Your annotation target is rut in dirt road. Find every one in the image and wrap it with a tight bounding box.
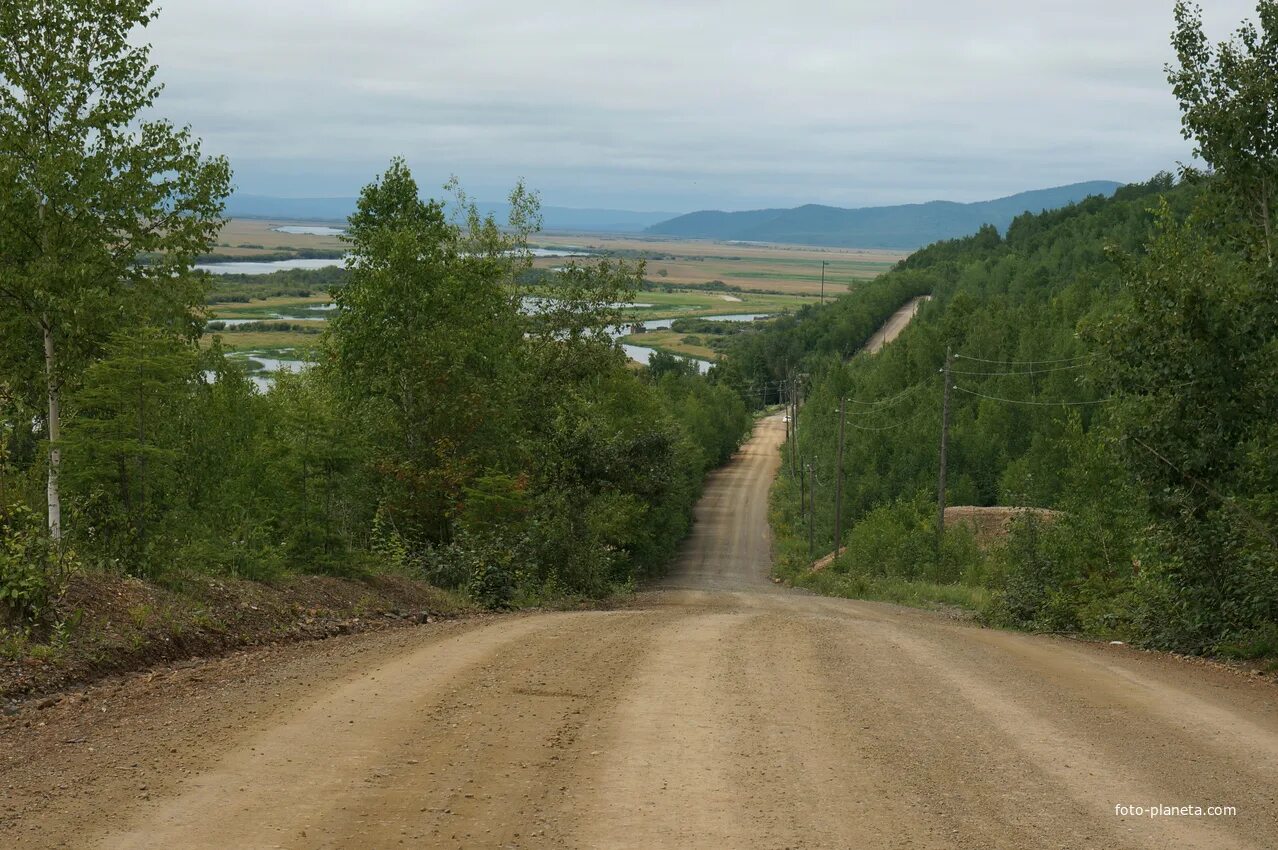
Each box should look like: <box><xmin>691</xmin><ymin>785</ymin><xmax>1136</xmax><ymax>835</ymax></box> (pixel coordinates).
<box><xmin>3</xmin><ymin>416</ymin><xmax>1277</xmax><ymax>850</ymax></box>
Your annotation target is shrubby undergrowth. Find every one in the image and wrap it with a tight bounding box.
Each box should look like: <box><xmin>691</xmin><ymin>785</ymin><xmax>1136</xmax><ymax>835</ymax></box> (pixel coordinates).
<box><xmin>0</xmin><ymin>160</ymin><xmax>752</xmax><ymax>626</ymax></box>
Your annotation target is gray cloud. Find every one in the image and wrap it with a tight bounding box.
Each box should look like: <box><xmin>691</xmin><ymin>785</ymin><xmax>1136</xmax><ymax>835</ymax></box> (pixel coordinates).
<box><xmin>144</xmin><ymin>0</ymin><xmax>1259</xmax><ymax>211</ymax></box>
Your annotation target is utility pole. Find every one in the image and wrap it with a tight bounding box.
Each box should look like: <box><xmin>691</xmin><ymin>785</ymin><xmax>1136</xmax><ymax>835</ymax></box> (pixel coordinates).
<box><xmin>820</xmin><ymin>260</ymin><xmax>828</xmax><ymax>305</ymax></box>
<box><xmin>784</xmin><ymin>379</ymin><xmax>790</xmax><ymax>441</ymax></box>
<box><xmin>799</xmin><ymin>453</ymin><xmax>806</xmax><ymax>534</ymax></box>
<box><xmin>806</xmin><ymin>463</ymin><xmax>815</xmax><ymax>559</ymax></box>
<box><xmin>789</xmin><ymin>375</ymin><xmax>799</xmax><ymax>478</ymax></box>
<box><xmin>936</xmin><ymin>346</ymin><xmax>954</xmax><ymax>550</ymax></box>
<box><xmin>833</xmin><ymin>395</ymin><xmax>846</xmax><ymax>560</ymax></box>
<box><xmin>784</xmin><ymin>378</ymin><xmax>795</xmax><ymax>479</ymax></box>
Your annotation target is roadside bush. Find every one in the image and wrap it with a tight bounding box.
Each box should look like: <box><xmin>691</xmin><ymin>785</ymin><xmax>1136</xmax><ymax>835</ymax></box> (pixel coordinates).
<box><xmin>0</xmin><ymin>504</ymin><xmax>75</xmax><ymax>624</ymax></box>
<box><xmin>988</xmin><ymin>513</ymin><xmax>1082</xmax><ymax>631</ymax></box>
<box><xmin>414</xmin><ymin>529</ymin><xmax>522</xmax><ymax>608</ymax></box>
<box><xmin>988</xmin><ymin>508</ymin><xmax>1141</xmax><ymax>638</ymax></box>
<box><xmin>834</xmin><ymin>495</ymin><xmax>933</xmax><ymax>580</ymax></box>
<box><xmin>833</xmin><ymin>495</ymin><xmax>988</xmax><ymax>585</ymax></box>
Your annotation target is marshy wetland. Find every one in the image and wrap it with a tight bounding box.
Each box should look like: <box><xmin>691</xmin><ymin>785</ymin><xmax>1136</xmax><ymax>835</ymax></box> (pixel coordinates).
<box><xmin>201</xmin><ymin>218</ymin><xmax>904</xmax><ymax>382</ymax></box>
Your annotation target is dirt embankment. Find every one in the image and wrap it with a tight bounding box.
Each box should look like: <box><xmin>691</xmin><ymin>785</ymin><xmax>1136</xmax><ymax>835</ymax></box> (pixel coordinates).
<box><xmin>1</xmin><ymin>571</ymin><xmax>466</xmax><ymax>703</ymax></box>
<box><xmin>944</xmin><ymin>505</ymin><xmax>1061</xmax><ymax>547</ymax></box>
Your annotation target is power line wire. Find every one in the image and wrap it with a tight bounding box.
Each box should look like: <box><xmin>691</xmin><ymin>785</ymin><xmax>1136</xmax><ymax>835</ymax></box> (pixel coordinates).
<box><xmin>955</xmin><ymin>353</ymin><xmax>1094</xmax><ymax>366</ymax></box>
<box><xmin>846</xmin><ymin>384</ymin><xmax>923</xmax><ymax>410</ymax></box>
<box><xmin>953</xmin><ymin>386</ymin><xmax>1113</xmax><ymax>406</ymax></box>
<box><xmin>949</xmin><ymin>363</ymin><xmax>1090</xmax><ymax>376</ymax></box>
<box><xmin>845</xmin><ymin>407</ymin><xmax>933</xmax><ymax>431</ymax></box>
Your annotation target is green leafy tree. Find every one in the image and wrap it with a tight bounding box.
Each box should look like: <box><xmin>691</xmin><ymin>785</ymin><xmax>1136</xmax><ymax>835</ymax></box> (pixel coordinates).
<box><xmin>0</xmin><ymin>0</ymin><xmax>230</xmax><ymax>542</ymax></box>
<box><xmin>1091</xmin><ymin>205</ymin><xmax>1278</xmax><ymax>649</ymax></box>
<box><xmin>264</xmin><ymin>371</ymin><xmax>367</xmax><ymax>565</ymax></box>
<box><xmin>325</xmin><ymin>159</ymin><xmax>531</xmax><ymax>542</ymax></box>
<box><xmin>59</xmin><ymin>328</ymin><xmax>198</xmax><ymax>568</ymax></box>
<box><xmin>1169</xmin><ymin>1</ymin><xmax>1278</xmax><ymax>266</ymax></box>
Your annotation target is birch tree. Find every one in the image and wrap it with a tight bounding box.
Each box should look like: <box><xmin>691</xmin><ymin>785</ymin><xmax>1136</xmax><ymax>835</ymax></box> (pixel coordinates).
<box><xmin>0</xmin><ymin>0</ymin><xmax>229</xmax><ymax>541</ymax></box>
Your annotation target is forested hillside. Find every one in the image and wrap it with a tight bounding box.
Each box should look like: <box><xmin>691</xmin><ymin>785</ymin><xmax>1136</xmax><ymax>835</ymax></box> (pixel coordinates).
<box><xmin>709</xmin><ymin>2</ymin><xmax>1278</xmax><ymax>660</ymax></box>
<box><xmin>719</xmin><ymin>158</ymin><xmax>1277</xmax><ymax>656</ymax></box>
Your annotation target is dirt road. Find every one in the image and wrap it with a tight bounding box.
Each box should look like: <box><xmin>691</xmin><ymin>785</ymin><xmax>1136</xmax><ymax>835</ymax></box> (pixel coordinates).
<box><xmin>861</xmin><ymin>295</ymin><xmax>930</xmax><ymax>354</ymax></box>
<box><xmin>3</xmin><ymin>417</ymin><xmax>1277</xmax><ymax>849</ymax></box>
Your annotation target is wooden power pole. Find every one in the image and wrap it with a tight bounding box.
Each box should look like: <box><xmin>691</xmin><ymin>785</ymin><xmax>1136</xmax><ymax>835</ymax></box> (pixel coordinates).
<box><xmin>784</xmin><ymin>380</ymin><xmax>791</xmax><ymax>442</ymax></box>
<box><xmin>833</xmin><ymin>395</ymin><xmax>847</xmax><ymax>560</ymax></box>
<box><xmin>806</xmin><ymin>462</ymin><xmax>815</xmax><ymax>559</ymax></box>
<box><xmin>936</xmin><ymin>346</ymin><xmax>954</xmax><ymax>550</ymax></box>
<box><xmin>789</xmin><ymin>376</ymin><xmax>799</xmax><ymax>478</ymax></box>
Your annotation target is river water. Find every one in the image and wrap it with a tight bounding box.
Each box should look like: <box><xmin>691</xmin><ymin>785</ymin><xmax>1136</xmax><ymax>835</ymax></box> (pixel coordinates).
<box><xmin>197</xmin><ymin>258</ymin><xmax>344</xmax><ymax>275</ymax></box>
<box><xmin>198</xmin><ymin>247</ymin><xmax>595</xmax><ymax>277</ymax></box>
<box><xmin>273</xmin><ymin>225</ymin><xmax>345</xmax><ymax>236</ymax></box>
<box><xmin>202</xmin><ymin>246</ymin><xmax>772</xmax><ymax>386</ymax></box>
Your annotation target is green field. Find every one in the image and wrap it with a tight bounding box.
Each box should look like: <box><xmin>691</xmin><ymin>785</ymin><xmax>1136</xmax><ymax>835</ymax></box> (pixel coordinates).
<box><xmin>620</xmin><ymin>330</ymin><xmax>721</xmax><ymax>360</ymax></box>
<box><xmin>202</xmin><ymin>288</ymin><xmax>811</xmax><ymax>358</ymax></box>
<box><xmin>622</xmin><ymin>289</ymin><xmax>810</xmax><ymax>320</ymax></box>
<box><xmin>208</xmin><ymin>294</ymin><xmax>331</xmax><ymax>317</ymax></box>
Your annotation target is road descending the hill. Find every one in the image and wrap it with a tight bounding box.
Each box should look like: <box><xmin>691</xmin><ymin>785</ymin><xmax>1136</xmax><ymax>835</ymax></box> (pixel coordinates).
<box><xmin>3</xmin><ymin>416</ymin><xmax>1277</xmax><ymax>849</ymax></box>
<box><xmin>861</xmin><ymin>295</ymin><xmax>930</xmax><ymax>354</ymax></box>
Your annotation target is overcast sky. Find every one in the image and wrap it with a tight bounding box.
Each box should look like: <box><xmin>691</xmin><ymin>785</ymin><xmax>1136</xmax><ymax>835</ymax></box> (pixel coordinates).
<box><xmin>145</xmin><ymin>0</ymin><xmax>1259</xmax><ymax>212</ymax></box>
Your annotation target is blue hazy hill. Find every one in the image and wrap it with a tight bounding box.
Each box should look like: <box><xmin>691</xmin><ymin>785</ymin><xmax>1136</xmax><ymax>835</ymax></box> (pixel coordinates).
<box><xmin>644</xmin><ymin>181</ymin><xmax>1124</xmax><ymax>249</ymax></box>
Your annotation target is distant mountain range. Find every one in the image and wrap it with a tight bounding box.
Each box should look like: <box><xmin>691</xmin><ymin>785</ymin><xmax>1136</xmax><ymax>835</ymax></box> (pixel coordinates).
<box><xmin>225</xmin><ymin>194</ymin><xmax>357</xmax><ymax>222</ymax></box>
<box><xmin>644</xmin><ymin>181</ymin><xmax>1124</xmax><ymax>249</ymax></box>
<box><xmin>225</xmin><ymin>193</ymin><xmax>677</xmax><ymax>233</ymax></box>
<box><xmin>227</xmin><ymin>181</ymin><xmax>1124</xmax><ymax>246</ymax></box>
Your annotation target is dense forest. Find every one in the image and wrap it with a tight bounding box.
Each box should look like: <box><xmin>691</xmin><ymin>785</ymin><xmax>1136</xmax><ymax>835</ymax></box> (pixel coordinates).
<box><xmin>0</xmin><ymin>1</ymin><xmax>751</xmax><ymax>638</ymax></box>
<box><xmin>715</xmin><ymin>1</ymin><xmax>1278</xmax><ymax>659</ymax></box>
<box><xmin>0</xmin><ymin>160</ymin><xmax>751</xmax><ymax>622</ymax></box>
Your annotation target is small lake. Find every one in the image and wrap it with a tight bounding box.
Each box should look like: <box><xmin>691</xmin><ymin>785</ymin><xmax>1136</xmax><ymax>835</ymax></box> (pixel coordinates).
<box><xmin>232</xmin><ymin>353</ymin><xmax>309</xmax><ymax>391</ymax></box>
<box><xmin>612</xmin><ymin>314</ymin><xmax>772</xmax><ymax>375</ymax></box>
<box><xmin>529</xmin><ymin>248</ymin><xmax>594</xmax><ymax>257</ymax></box>
<box><xmin>697</xmin><ymin>313</ymin><xmax>771</xmax><ymax>323</ymax></box>
<box><xmin>520</xmin><ymin>297</ymin><xmax>654</xmax><ymax>315</ymax></box>
<box><xmin>209</xmin><ymin>313</ymin><xmax>329</xmax><ymax>326</ymax></box>
<box><xmin>274</xmin><ymin>225</ymin><xmax>345</xmax><ymax>236</ymax></box>
<box><xmin>249</xmin><ymin>355</ymin><xmax>308</xmax><ymax>374</ymax></box>
<box><xmin>617</xmin><ymin>313</ymin><xmax>771</xmax><ymax>333</ymax></box>
<box><xmin>618</xmin><ymin>343</ymin><xmax>712</xmax><ymax>374</ymax></box>
<box><xmin>197</xmin><ymin>258</ymin><xmax>344</xmax><ymax>275</ymax></box>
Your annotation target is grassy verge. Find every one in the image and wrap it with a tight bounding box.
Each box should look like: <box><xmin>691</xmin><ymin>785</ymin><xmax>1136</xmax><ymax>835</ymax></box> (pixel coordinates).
<box><xmin>203</xmin><ymin>295</ymin><xmax>333</xmax><ymax>354</ymax></box>
<box><xmin>207</xmin><ymin>294</ymin><xmax>333</xmax><ymax>318</ymax></box>
<box><xmin>798</xmin><ymin>568</ymin><xmax>991</xmax><ymax>611</ymax></box>
<box><xmin>768</xmin><ymin>464</ymin><xmax>989</xmax><ymax>618</ymax></box>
